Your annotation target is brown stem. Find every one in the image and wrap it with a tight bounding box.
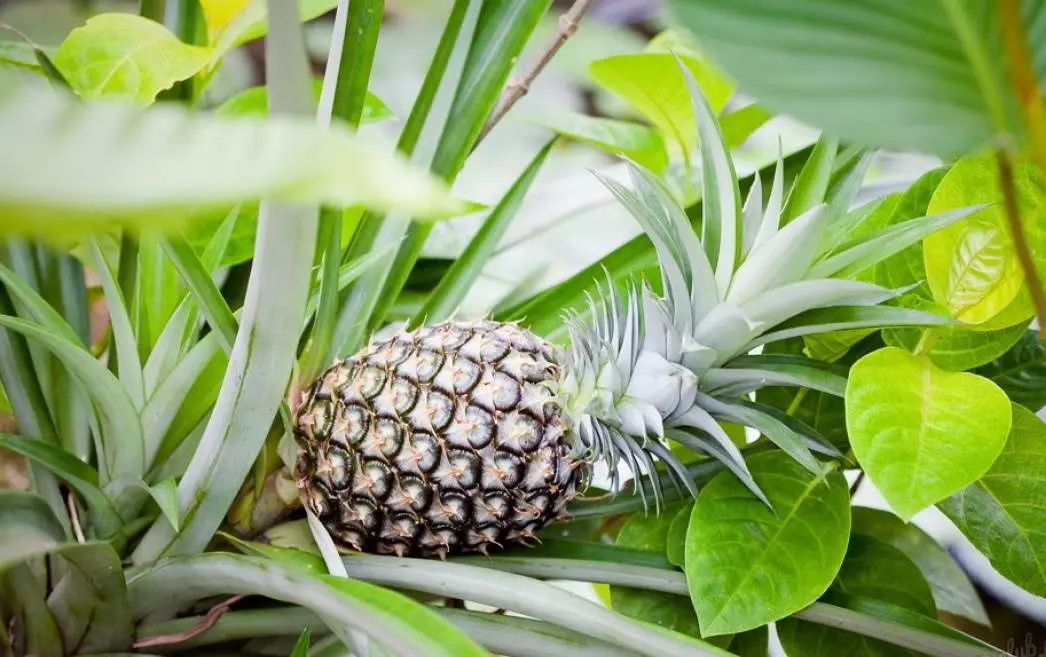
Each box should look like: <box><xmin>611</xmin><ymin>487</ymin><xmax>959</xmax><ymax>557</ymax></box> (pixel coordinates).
<box><xmin>998</xmin><ymin>0</ymin><xmax>1046</xmax><ymax>339</ymax></box>
<box><xmin>996</xmin><ymin>149</ymin><xmax>1046</xmax><ymax>339</ymax></box>
<box><xmin>849</xmin><ymin>470</ymin><xmax>866</xmax><ymax>497</ymax></box>
<box><xmin>132</xmin><ymin>595</ymin><xmax>245</xmax><ymax>648</ymax></box>
<box><xmin>474</xmin><ymin>0</ymin><xmax>597</xmax><ymax>146</ymax></box>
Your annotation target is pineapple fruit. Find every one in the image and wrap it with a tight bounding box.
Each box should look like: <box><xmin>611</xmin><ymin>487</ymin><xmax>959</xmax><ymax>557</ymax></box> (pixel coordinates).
<box><xmin>292</xmin><ymin>66</ymin><xmax>963</xmax><ymax>559</ymax></box>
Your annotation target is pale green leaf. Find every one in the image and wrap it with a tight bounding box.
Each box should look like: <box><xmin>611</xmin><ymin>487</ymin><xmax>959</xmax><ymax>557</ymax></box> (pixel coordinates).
<box><xmin>215</xmin><ymin>79</ymin><xmax>394</xmax><ymax>125</ymax></box>
<box><xmin>685</xmin><ymin>451</ymin><xmax>850</xmax><ymax>636</ymax></box>
<box><xmin>144</xmin><ymin>476</ymin><xmax>181</xmax><ymax>531</ymax></box>
<box><xmin>845</xmin><ymin>346</ymin><xmax>1011</xmax><ymax>520</ymax></box>
<box><xmin>883</xmin><ymin>306</ymin><xmax>1028</xmax><ymax>371</ymax></box>
<box><xmin>0</xmin><ymin>80</ymin><xmax>466</xmax><ymax>241</ymax></box>
<box><xmin>88</xmin><ymin>238</ymin><xmax>145</xmax><ymax>408</ymax></box>
<box><xmin>216</xmin><ymin>0</ymin><xmax>340</xmax><ymax>57</ymax></box>
<box><xmin>924</xmin><ymin>151</ymin><xmax>1046</xmax><ymax>326</ymax></box>
<box><xmin>665</xmin><ymin>0</ymin><xmax>1032</xmax><ymax>158</ymax></box>
<box><xmin>53</xmin><ymin>13</ymin><xmax>212</xmax><ymax>105</ymax></box>
<box><xmin>48</xmin><ymin>542</ymin><xmax>132</xmax><ymax>653</ymax></box>
<box><xmin>589</xmin><ymin>52</ymin><xmax>734</xmax><ymax>161</ymax></box>
<box><xmin>524</xmin><ymin>111</ymin><xmax>667</xmax><ymax>172</ymax></box>
<box><xmin>0</xmin><ymin>489</ymin><xmax>66</xmax><ymax>571</ymax></box>
<box><xmin>938</xmin><ymin>403</ymin><xmax>1046</xmax><ymax>598</ymax></box>
<box><xmin>852</xmin><ymin>506</ymin><xmax>990</xmax><ymax>626</ymax></box>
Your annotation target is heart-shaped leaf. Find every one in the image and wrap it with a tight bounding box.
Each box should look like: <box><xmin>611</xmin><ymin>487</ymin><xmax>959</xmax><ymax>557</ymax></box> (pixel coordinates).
<box><xmin>54</xmin><ymin>13</ymin><xmax>213</xmax><ymax>105</ymax></box>
<box><xmin>845</xmin><ymin>346</ymin><xmax>1012</xmax><ymax>520</ymax></box>
<box><xmin>685</xmin><ymin>451</ymin><xmax>850</xmax><ymax>636</ymax></box>
<box><xmin>938</xmin><ymin>403</ymin><xmax>1046</xmax><ymax>597</ymax></box>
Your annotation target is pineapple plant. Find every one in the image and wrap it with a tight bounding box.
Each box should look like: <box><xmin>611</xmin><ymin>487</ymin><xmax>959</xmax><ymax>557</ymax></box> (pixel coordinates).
<box><xmin>291</xmin><ymin>61</ymin><xmax>971</xmax><ymax>558</ymax></box>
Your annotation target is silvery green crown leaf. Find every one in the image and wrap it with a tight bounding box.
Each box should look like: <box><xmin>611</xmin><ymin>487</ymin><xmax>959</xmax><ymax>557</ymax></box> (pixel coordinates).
<box><xmin>555</xmin><ymin>55</ymin><xmax>974</xmax><ymax>507</ymax></box>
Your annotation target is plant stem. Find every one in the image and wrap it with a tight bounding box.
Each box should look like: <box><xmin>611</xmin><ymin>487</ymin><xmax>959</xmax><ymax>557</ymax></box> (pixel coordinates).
<box><xmin>138</xmin><ymin>0</ymin><xmax>165</xmax><ymax>21</ymax></box>
<box><xmin>997</xmin><ymin>0</ymin><xmax>1046</xmax><ymax>339</ymax></box>
<box><xmin>913</xmin><ymin>329</ymin><xmax>940</xmax><ymax>357</ymax></box>
<box><xmin>475</xmin><ymin>0</ymin><xmax>595</xmax><ymax>146</ymax></box>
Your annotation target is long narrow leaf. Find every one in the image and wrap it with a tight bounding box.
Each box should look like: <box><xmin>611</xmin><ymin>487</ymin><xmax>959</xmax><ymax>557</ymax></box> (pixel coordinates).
<box><xmin>160</xmin><ymin>235</ymin><xmax>238</xmax><ymax>352</ymax></box>
<box><xmin>413</xmin><ymin>139</ymin><xmax>555</xmax><ymax>327</ymax></box>
<box><xmin>2</xmin><ymin>563</ymin><xmax>63</xmax><ymax>657</ymax></box>
<box><xmin>126</xmin><ymin>553</ymin><xmax>488</xmax><ymax>657</ymax></box>
<box><xmin>704</xmin><ymin>354</ymin><xmax>848</xmax><ymax>397</ymax></box>
<box><xmin>747</xmin><ymin>305</ymin><xmax>957</xmax><ymax>349</ymax></box>
<box><xmin>782</xmin><ymin>134</ymin><xmax>838</xmax><ymax>223</ymax></box>
<box><xmin>698</xmin><ymin>392</ymin><xmax>821</xmax><ymax>473</ymax></box>
<box><xmin>0</xmin><ymin>316</ymin><xmax>145</xmax><ymax>480</ymax></box>
<box><xmin>89</xmin><ymin>239</ymin><xmax>146</xmax><ymax>408</ymax></box>
<box><xmin>340</xmin><ymin>554</ymin><xmax>731</xmax><ymax>657</ymax></box>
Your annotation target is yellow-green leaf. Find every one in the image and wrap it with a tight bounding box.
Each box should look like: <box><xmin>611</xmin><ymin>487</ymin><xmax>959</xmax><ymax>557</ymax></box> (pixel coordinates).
<box><xmin>923</xmin><ymin>151</ymin><xmax>1046</xmax><ymax>326</ymax></box>
<box><xmin>53</xmin><ymin>13</ymin><xmax>213</xmax><ymax>105</ymax></box>
<box><xmin>200</xmin><ymin>0</ymin><xmax>252</xmax><ymax>39</ymax></box>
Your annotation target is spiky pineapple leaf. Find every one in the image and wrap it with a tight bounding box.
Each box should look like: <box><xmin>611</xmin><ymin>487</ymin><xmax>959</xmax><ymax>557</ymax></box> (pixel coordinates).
<box><xmin>88</xmin><ymin>238</ymin><xmax>145</xmax><ymax>408</ymax></box>
<box><xmin>782</xmin><ymin>134</ymin><xmax>838</xmax><ymax>224</ymax></box>
<box><xmin>1</xmin><ymin>80</ymin><xmax>465</xmax><ymax>241</ymax></box>
<box><xmin>525</xmin><ymin>111</ymin><xmax>668</xmax><ymax>172</ymax></box>
<box><xmin>160</xmin><ymin>235</ymin><xmax>238</xmax><ymax>352</ymax></box>
<box><xmin>750</xmin><ymin>305</ymin><xmax>957</xmax><ymax>349</ymax></box>
<box><xmin>698</xmin><ymin>394</ymin><xmax>821</xmax><ymax>473</ymax></box>
<box><xmin>705</xmin><ymin>354</ymin><xmax>847</xmax><ymax>398</ymax></box>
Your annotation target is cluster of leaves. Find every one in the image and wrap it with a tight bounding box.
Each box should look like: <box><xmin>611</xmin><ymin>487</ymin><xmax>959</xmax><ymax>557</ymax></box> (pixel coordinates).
<box><xmin>1</xmin><ymin>1</ymin><xmax>1046</xmax><ymax>657</ymax></box>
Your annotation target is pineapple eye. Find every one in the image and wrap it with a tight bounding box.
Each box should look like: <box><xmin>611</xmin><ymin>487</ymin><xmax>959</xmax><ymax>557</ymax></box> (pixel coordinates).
<box><xmin>431</xmin><ymin>490</ymin><xmax>471</xmax><ymax>527</ymax></box>
<box><xmin>484</xmin><ymin>450</ymin><xmax>524</xmax><ymax>489</ymax></box>
<box><xmin>358</xmin><ymin>366</ymin><xmax>387</xmax><ymax>399</ymax></box>
<box><xmin>342</xmin><ymin>495</ymin><xmax>380</xmax><ymax>531</ymax></box>
<box><xmin>396</xmin><ymin>474</ymin><xmax>433</xmax><ymax>513</ymax></box>
<box><xmin>383</xmin><ymin>338</ymin><xmax>412</xmax><ymax>365</ymax></box>
<box><xmin>450</xmin><ymin>356</ymin><xmax>481</xmax><ymax>395</ymax></box>
<box><xmin>337</xmin><ymin>404</ymin><xmax>369</xmax><ymax>446</ymax></box>
<box><xmin>480</xmin><ymin>490</ymin><xmax>512</xmax><ymax>520</ymax></box>
<box><xmin>435</xmin><ymin>448</ymin><xmax>481</xmax><ymax>490</ymax></box>
<box><xmin>357</xmin><ymin>459</ymin><xmax>392</xmax><ymax>500</ymax></box>
<box><xmin>371</xmin><ymin>416</ymin><xmax>405</xmax><ymax>458</ymax></box>
<box><xmin>420</xmin><ymin>389</ymin><xmax>455</xmax><ymax>431</ymax></box>
<box><xmin>390</xmin><ymin>378</ymin><xmax>419</xmax><ymax>414</ymax></box>
<box><xmin>321</xmin><ymin>445</ymin><xmax>354</xmax><ymax>491</ymax></box>
<box><xmin>397</xmin><ymin>431</ymin><xmax>440</xmax><ymax>474</ymax></box>
<box><xmin>465</xmin><ymin>523</ymin><xmax>501</xmax><ymax>548</ymax></box>
<box><xmin>480</xmin><ymin>338</ymin><xmax>509</xmax><ymax>362</ymax></box>
<box><xmin>414</xmin><ymin>348</ymin><xmax>445</xmax><ymax>383</ymax></box>
<box><xmin>496</xmin><ymin>411</ymin><xmax>542</xmax><ymax>453</ymax></box>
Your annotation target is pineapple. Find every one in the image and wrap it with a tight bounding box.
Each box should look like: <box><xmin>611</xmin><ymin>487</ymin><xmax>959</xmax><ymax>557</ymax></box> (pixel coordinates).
<box><xmin>292</xmin><ymin>65</ymin><xmax>963</xmax><ymax>558</ymax></box>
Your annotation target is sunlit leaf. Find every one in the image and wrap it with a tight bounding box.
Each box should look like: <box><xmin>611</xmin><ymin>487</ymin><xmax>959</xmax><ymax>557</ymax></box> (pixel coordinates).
<box><xmin>974</xmin><ymin>329</ymin><xmax>1046</xmax><ymax>410</ymax></box>
<box><xmin>525</xmin><ymin>111</ymin><xmax>667</xmax><ymax>172</ymax></box>
<box><xmin>845</xmin><ymin>346</ymin><xmax>1011</xmax><ymax>520</ymax></box>
<box><xmin>685</xmin><ymin>451</ymin><xmax>850</xmax><ymax>636</ymax></box>
<box><xmin>938</xmin><ymin>403</ymin><xmax>1046</xmax><ymax>598</ymax></box>
<box><xmin>53</xmin><ymin>13</ymin><xmax>212</xmax><ymax>105</ymax></box>
<box><xmin>1</xmin><ymin>80</ymin><xmax>466</xmax><ymax>241</ymax></box>
<box><xmin>215</xmin><ymin>79</ymin><xmax>394</xmax><ymax>124</ymax></box>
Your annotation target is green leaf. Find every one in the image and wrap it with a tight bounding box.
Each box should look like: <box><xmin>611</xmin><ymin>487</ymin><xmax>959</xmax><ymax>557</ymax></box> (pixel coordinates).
<box><xmin>974</xmin><ymin>329</ymin><xmax>1046</xmax><ymax>410</ymax></box>
<box><xmin>413</xmin><ymin>139</ymin><xmax>554</xmax><ymax>327</ymax></box>
<box><xmin>0</xmin><ymin>79</ymin><xmax>466</xmax><ymax>241</ymax></box>
<box><xmin>219</xmin><ymin>0</ymin><xmax>340</xmax><ymax>55</ymax></box>
<box><xmin>847</xmin><ymin>347</ymin><xmax>1012</xmax><ymax>521</ymax></box>
<box><xmin>1</xmin><ymin>563</ymin><xmax>63</xmax><ymax>657</ymax></box>
<box><xmin>525</xmin><ymin>111</ymin><xmax>667</xmax><ymax>172</ymax></box>
<box><xmin>666</xmin><ymin>502</ymin><xmax>692</xmax><ymax>568</ymax></box>
<box><xmin>127</xmin><ymin>553</ymin><xmax>489</xmax><ymax>657</ymax></box>
<box><xmin>728</xmin><ymin>626</ymin><xmax>768</xmax><ymax>657</ymax></box>
<box><xmin>665</xmin><ymin>0</ymin><xmax>1033</xmax><ymax>158</ymax></box>
<box><xmin>88</xmin><ymin>238</ymin><xmax>145</xmax><ymax>408</ymax></box>
<box><xmin>685</xmin><ymin>451</ymin><xmax>850</xmax><ymax>636</ymax></box>
<box><xmin>589</xmin><ymin>52</ymin><xmax>734</xmax><ymax>161</ymax></box>
<box><xmin>924</xmin><ymin>152</ymin><xmax>1046</xmax><ymax>326</ymax></box>
<box><xmin>851</xmin><ymin>506</ymin><xmax>989</xmax><ymax>626</ymax></box>
<box><xmin>777</xmin><ymin>534</ymin><xmax>937</xmax><ymax>657</ymax></box>
<box><xmin>938</xmin><ymin>403</ymin><xmax>1046</xmax><ymax>598</ymax></box>
<box><xmin>751</xmin><ymin>305</ymin><xmax>956</xmax><ymax>349</ymax></box>
<box><xmin>160</xmin><ymin>235</ymin><xmax>238</xmax><ymax>352</ymax></box>
<box><xmin>53</xmin><ymin>13</ymin><xmax>213</xmax><ymax>105</ymax></box>
<box><xmin>0</xmin><ymin>435</ymin><xmax>123</xmax><ymax>537</ymax></box>
<box><xmin>0</xmin><ymin>489</ymin><xmax>66</xmax><ymax>571</ymax></box>
<box><xmin>719</xmin><ymin>103</ymin><xmax>773</xmax><ymax>149</ymax></box>
<box><xmin>0</xmin><ymin>316</ymin><xmax>145</xmax><ymax>481</ymax></box>
<box><xmin>215</xmin><ymin>79</ymin><xmax>394</xmax><ymax>124</ymax></box>
<box><xmin>48</xmin><ymin>542</ymin><xmax>133</xmax><ymax>653</ymax></box>
<box><xmin>783</xmin><ymin>134</ymin><xmax>838</xmax><ymax>224</ymax></box>
<box><xmin>0</xmin><ymin>40</ymin><xmax>46</xmax><ymax>72</ymax></box>
<box><xmin>290</xmin><ymin>627</ymin><xmax>311</xmax><ymax>657</ymax></box>
<box><xmin>882</xmin><ymin>309</ymin><xmax>1028</xmax><ymax>371</ymax></box>
<box><xmin>609</xmin><ymin>502</ymin><xmax>733</xmax><ymax>649</ymax></box>
<box><xmin>144</xmin><ymin>476</ymin><xmax>181</xmax><ymax>531</ymax></box>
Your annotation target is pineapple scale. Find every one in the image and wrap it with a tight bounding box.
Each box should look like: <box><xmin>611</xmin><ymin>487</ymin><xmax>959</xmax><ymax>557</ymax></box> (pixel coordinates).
<box><xmin>293</xmin><ymin>320</ymin><xmax>582</xmax><ymax>559</ymax></box>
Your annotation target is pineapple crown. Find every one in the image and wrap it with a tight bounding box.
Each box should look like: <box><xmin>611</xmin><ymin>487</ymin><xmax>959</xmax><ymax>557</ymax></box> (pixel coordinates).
<box><xmin>554</xmin><ymin>56</ymin><xmax>978</xmax><ymax>507</ymax></box>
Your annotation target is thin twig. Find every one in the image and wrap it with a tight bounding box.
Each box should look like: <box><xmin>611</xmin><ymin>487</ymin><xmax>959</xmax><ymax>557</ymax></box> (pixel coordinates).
<box><xmin>67</xmin><ymin>492</ymin><xmax>86</xmax><ymax>544</ymax></box>
<box><xmin>996</xmin><ymin>148</ymin><xmax>1046</xmax><ymax>339</ymax></box>
<box><xmin>133</xmin><ymin>595</ymin><xmax>245</xmax><ymax>648</ymax></box>
<box><xmin>849</xmin><ymin>470</ymin><xmax>866</xmax><ymax>497</ymax></box>
<box><xmin>474</xmin><ymin>0</ymin><xmax>597</xmax><ymax>146</ymax></box>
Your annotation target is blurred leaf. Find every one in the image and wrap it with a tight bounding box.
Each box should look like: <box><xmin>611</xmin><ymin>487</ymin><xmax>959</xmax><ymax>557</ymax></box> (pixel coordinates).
<box><xmin>127</xmin><ymin>553</ymin><xmax>489</xmax><ymax>657</ymax></box>
<box><xmin>666</xmin><ymin>0</ymin><xmax>1037</xmax><ymax>158</ymax></box>
<box><xmin>215</xmin><ymin>78</ymin><xmax>394</xmax><ymax>124</ymax></box>
<box><xmin>0</xmin><ymin>489</ymin><xmax>66</xmax><ymax>571</ymax></box>
<box><xmin>290</xmin><ymin>626</ymin><xmax>311</xmax><ymax>657</ymax></box>
<box><xmin>589</xmin><ymin>52</ymin><xmax>734</xmax><ymax>161</ymax></box>
<box><xmin>610</xmin><ymin>502</ymin><xmax>734</xmax><ymax>649</ymax></box>
<box><xmin>924</xmin><ymin>151</ymin><xmax>1045</xmax><ymax>326</ymax></box>
<box><xmin>53</xmin><ymin>13</ymin><xmax>212</xmax><ymax>105</ymax></box>
<box><xmin>852</xmin><ymin>506</ymin><xmax>990</xmax><ymax>626</ymax></box>
<box><xmin>0</xmin><ymin>435</ymin><xmax>122</xmax><ymax>537</ymax></box>
<box><xmin>218</xmin><ymin>0</ymin><xmax>340</xmax><ymax>56</ymax></box>
<box><xmin>974</xmin><ymin>329</ymin><xmax>1046</xmax><ymax>410</ymax></box>
<box><xmin>777</xmin><ymin>535</ymin><xmax>935</xmax><ymax>656</ymax></box>
<box><xmin>413</xmin><ymin>139</ymin><xmax>554</xmax><ymax>327</ymax></box>
<box><xmin>48</xmin><ymin>542</ymin><xmax>132</xmax><ymax>653</ymax></box>
<box><xmin>200</xmin><ymin>0</ymin><xmax>252</xmax><ymax>39</ymax></box>
<box><xmin>938</xmin><ymin>403</ymin><xmax>1046</xmax><ymax>597</ymax></box>
<box><xmin>719</xmin><ymin>103</ymin><xmax>773</xmax><ymax>149</ymax></box>
<box><xmin>0</xmin><ymin>80</ymin><xmax>466</xmax><ymax>241</ymax></box>
<box><xmin>524</xmin><ymin>111</ymin><xmax>667</xmax><ymax>172</ymax></box>
<box><xmin>0</xmin><ymin>316</ymin><xmax>145</xmax><ymax>481</ymax></box>
<box><xmin>0</xmin><ymin>40</ymin><xmax>50</xmax><ymax>73</ymax></box>
<box><xmin>846</xmin><ymin>347</ymin><xmax>1011</xmax><ymax>520</ymax></box>
<box><xmin>1</xmin><ymin>563</ymin><xmax>63</xmax><ymax>657</ymax></box>
<box><xmin>685</xmin><ymin>451</ymin><xmax>850</xmax><ymax>636</ymax></box>
<box><xmin>728</xmin><ymin>627</ymin><xmax>768</xmax><ymax>657</ymax></box>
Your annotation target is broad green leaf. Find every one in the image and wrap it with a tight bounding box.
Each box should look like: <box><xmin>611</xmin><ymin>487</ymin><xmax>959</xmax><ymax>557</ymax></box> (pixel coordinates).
<box><xmin>0</xmin><ymin>316</ymin><xmax>145</xmax><ymax>480</ymax></box>
<box><xmin>589</xmin><ymin>52</ymin><xmax>733</xmax><ymax>161</ymax></box>
<box><xmin>1</xmin><ymin>563</ymin><xmax>63</xmax><ymax>657</ymax></box>
<box><xmin>215</xmin><ymin>79</ymin><xmax>394</xmax><ymax>124</ymax></box>
<box><xmin>924</xmin><ymin>152</ymin><xmax>1046</xmax><ymax>326</ymax></box>
<box><xmin>938</xmin><ymin>403</ymin><xmax>1046</xmax><ymax>598</ymax></box>
<box><xmin>719</xmin><ymin>103</ymin><xmax>773</xmax><ymax>149</ymax></box>
<box><xmin>525</xmin><ymin>111</ymin><xmax>668</xmax><ymax>172</ymax></box>
<box><xmin>974</xmin><ymin>329</ymin><xmax>1046</xmax><ymax>410</ymax></box>
<box><xmin>883</xmin><ymin>309</ymin><xmax>1028</xmax><ymax>371</ymax></box>
<box><xmin>728</xmin><ymin>627</ymin><xmax>769</xmax><ymax>657</ymax></box>
<box><xmin>0</xmin><ymin>435</ymin><xmax>122</xmax><ymax>537</ymax></box>
<box><xmin>778</xmin><ymin>535</ymin><xmax>933</xmax><ymax>656</ymax></box>
<box><xmin>685</xmin><ymin>451</ymin><xmax>850</xmax><ymax>636</ymax></box>
<box><xmin>1</xmin><ymin>80</ymin><xmax>466</xmax><ymax>241</ymax></box>
<box><xmin>665</xmin><ymin>0</ymin><xmax>1033</xmax><ymax>158</ymax></box>
<box><xmin>852</xmin><ymin>506</ymin><xmax>990</xmax><ymax>626</ymax></box>
<box><xmin>127</xmin><ymin>553</ymin><xmax>489</xmax><ymax>657</ymax></box>
<box><xmin>53</xmin><ymin>13</ymin><xmax>213</xmax><ymax>105</ymax></box>
<box><xmin>0</xmin><ymin>489</ymin><xmax>66</xmax><ymax>571</ymax></box>
<box><xmin>666</xmin><ymin>502</ymin><xmax>693</xmax><ymax>567</ymax></box>
<box><xmin>609</xmin><ymin>502</ymin><xmax>733</xmax><ymax>649</ymax></box>
<box><xmin>845</xmin><ymin>347</ymin><xmax>1011</xmax><ymax>521</ymax></box>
